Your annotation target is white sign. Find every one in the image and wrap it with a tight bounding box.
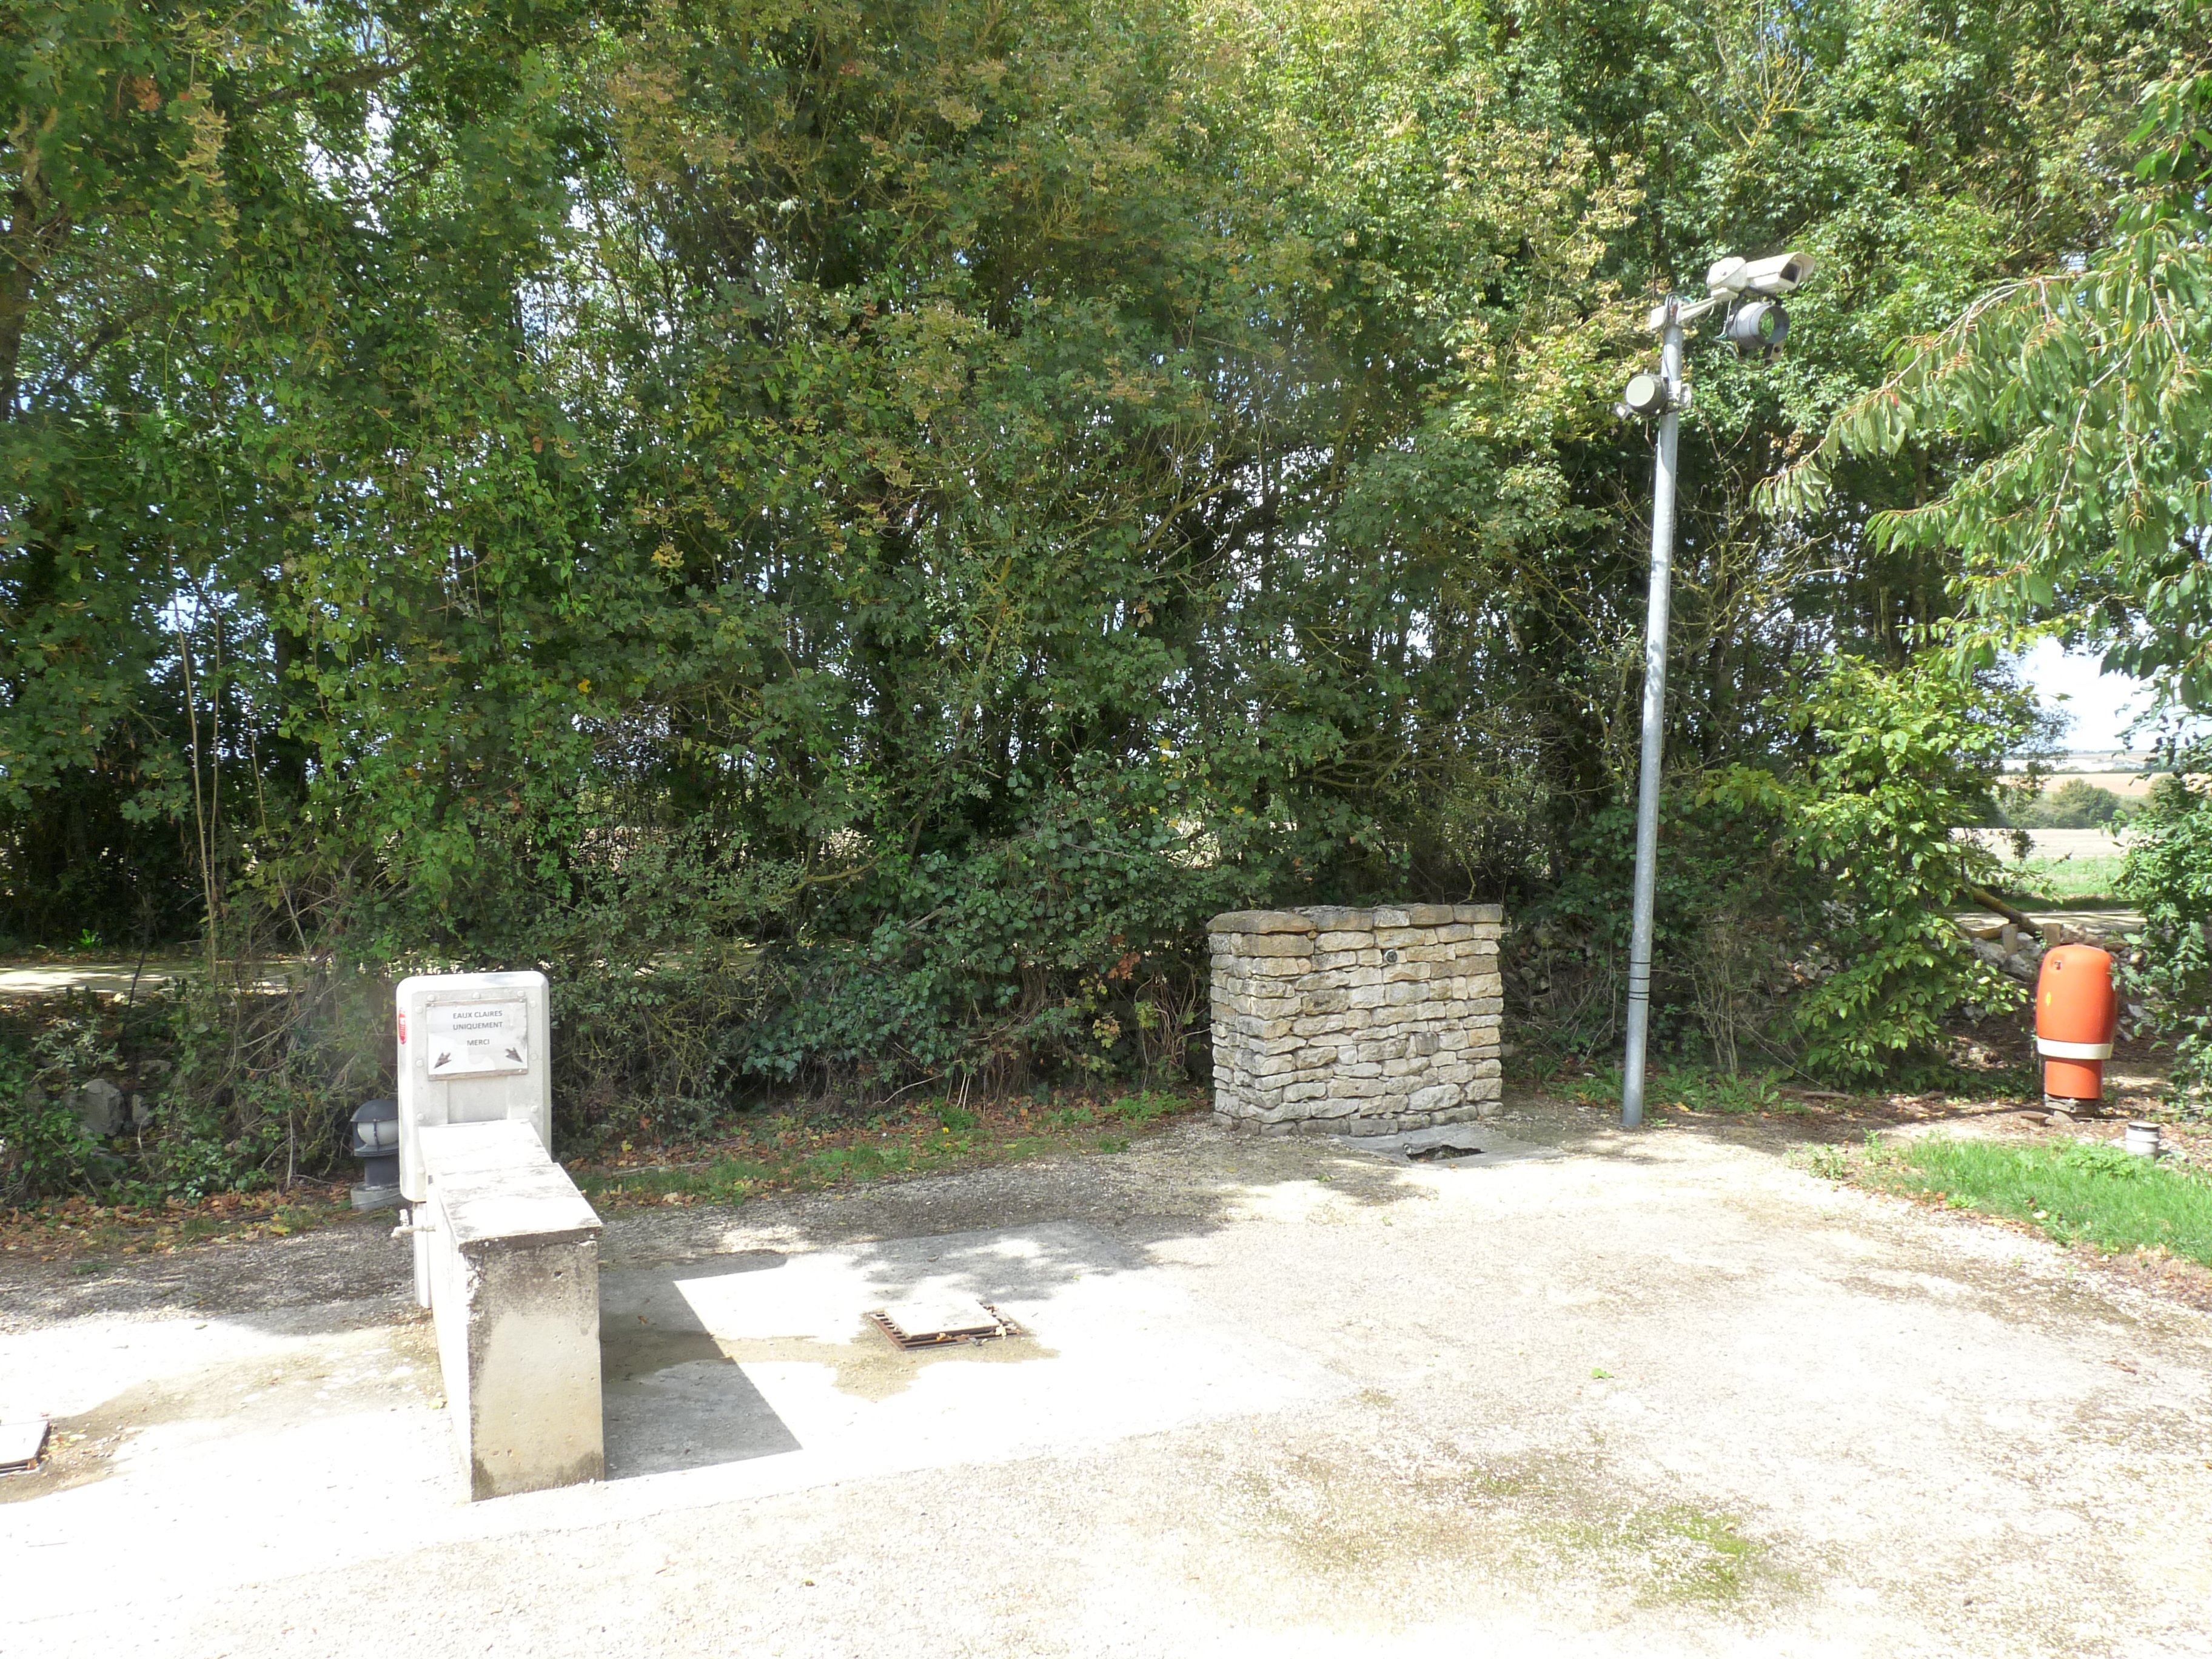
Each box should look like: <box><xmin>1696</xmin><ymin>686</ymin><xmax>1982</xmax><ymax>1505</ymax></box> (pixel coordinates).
<box><xmin>423</xmin><ymin>999</ymin><xmax>529</xmax><ymax>1079</ymax></box>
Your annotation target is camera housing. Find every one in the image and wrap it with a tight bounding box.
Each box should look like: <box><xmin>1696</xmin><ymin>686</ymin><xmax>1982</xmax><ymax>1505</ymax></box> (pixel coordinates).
<box><xmin>1705</xmin><ymin>251</ymin><xmax>1816</xmax><ymax>298</ymax></box>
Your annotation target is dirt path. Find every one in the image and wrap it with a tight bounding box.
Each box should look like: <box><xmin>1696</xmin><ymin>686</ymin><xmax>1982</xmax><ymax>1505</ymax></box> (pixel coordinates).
<box><xmin>5</xmin><ymin>1098</ymin><xmax>2210</xmax><ymax>1657</ymax></box>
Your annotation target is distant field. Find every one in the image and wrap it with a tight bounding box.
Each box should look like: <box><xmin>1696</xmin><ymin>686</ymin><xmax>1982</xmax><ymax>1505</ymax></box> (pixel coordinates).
<box><xmin>2000</xmin><ymin>770</ymin><xmax>2161</xmax><ymax>799</ymax></box>
<box><xmin>1956</xmin><ymin>827</ymin><xmax>2131</xmax><ymax>904</ymax></box>
<box><xmin>1957</xmin><ymin>827</ymin><xmax>2125</xmax><ymax>860</ymax></box>
<box><xmin>2009</xmin><ymin>855</ymin><xmax>2130</xmax><ymax>905</ymax></box>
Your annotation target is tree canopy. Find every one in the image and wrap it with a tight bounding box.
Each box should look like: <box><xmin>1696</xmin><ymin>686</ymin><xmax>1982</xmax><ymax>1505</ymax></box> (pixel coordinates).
<box><xmin>1</xmin><ymin>0</ymin><xmax>2197</xmax><ymax>1122</ymax></box>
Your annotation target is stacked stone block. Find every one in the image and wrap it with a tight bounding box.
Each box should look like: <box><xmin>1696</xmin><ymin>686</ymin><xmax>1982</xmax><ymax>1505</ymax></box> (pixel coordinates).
<box><xmin>1208</xmin><ymin>904</ymin><xmax>1504</xmax><ymax>1135</ymax></box>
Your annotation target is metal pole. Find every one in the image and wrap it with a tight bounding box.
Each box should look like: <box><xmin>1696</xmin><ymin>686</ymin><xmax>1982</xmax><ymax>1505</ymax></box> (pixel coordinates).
<box><xmin>1621</xmin><ymin>304</ymin><xmax>1684</xmax><ymax>1129</ymax></box>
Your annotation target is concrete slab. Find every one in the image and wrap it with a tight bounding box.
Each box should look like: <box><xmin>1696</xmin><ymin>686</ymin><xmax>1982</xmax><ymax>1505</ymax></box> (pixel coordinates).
<box><xmin>1373</xmin><ymin>1124</ymin><xmax>1564</xmax><ymax>1165</ymax></box>
<box><xmin>596</xmin><ymin>1222</ymin><xmax>1347</xmax><ymax>1485</ymax></box>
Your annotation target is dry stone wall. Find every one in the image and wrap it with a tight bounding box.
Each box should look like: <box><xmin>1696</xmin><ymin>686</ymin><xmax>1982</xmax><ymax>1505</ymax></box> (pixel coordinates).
<box><xmin>1208</xmin><ymin>904</ymin><xmax>1504</xmax><ymax>1135</ymax></box>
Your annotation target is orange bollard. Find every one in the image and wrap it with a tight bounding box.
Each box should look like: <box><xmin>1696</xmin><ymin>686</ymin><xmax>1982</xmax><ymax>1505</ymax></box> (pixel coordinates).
<box><xmin>2035</xmin><ymin>945</ymin><xmax>2118</xmax><ymax>1105</ymax></box>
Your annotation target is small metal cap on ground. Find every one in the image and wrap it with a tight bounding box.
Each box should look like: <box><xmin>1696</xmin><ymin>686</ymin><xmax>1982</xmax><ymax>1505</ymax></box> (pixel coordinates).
<box><xmin>2125</xmin><ymin>1121</ymin><xmax>2162</xmax><ymax>1159</ymax></box>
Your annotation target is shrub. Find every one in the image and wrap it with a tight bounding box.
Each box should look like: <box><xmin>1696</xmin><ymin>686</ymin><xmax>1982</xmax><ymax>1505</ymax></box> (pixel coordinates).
<box><xmin>2120</xmin><ymin>771</ymin><xmax>2212</xmax><ymax>1105</ymax></box>
<box><xmin>1708</xmin><ymin>659</ymin><xmax>2033</xmax><ymax>1081</ymax></box>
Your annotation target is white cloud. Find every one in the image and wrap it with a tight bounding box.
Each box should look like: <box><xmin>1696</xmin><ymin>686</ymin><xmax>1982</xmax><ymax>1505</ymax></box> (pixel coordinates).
<box><xmin>2008</xmin><ymin>639</ymin><xmax>2149</xmax><ymax>752</ymax></box>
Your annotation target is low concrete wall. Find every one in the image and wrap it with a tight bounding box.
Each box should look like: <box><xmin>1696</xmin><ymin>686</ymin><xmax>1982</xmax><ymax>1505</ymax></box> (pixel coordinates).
<box><xmin>1208</xmin><ymin>904</ymin><xmax>1504</xmax><ymax>1135</ymax></box>
<box><xmin>419</xmin><ymin>1121</ymin><xmax>604</xmax><ymax>1500</ymax></box>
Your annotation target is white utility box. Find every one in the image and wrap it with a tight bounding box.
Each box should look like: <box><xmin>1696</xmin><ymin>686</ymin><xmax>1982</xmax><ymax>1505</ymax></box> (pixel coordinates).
<box><xmin>396</xmin><ymin>970</ymin><xmax>552</xmax><ymax>1305</ymax></box>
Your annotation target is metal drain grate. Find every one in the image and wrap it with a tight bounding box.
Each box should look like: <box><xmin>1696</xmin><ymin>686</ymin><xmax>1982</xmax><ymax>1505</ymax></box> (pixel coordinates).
<box><xmin>868</xmin><ymin>1299</ymin><xmax>1021</xmax><ymax>1349</ymax></box>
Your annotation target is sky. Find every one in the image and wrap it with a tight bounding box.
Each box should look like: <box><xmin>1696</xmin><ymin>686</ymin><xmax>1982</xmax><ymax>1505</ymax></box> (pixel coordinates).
<box><xmin>2009</xmin><ymin>638</ymin><xmax>2150</xmax><ymax>753</ymax></box>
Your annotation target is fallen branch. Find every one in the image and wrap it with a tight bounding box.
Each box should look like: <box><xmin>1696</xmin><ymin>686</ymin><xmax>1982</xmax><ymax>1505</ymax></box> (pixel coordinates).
<box><xmin>1962</xmin><ymin>885</ymin><xmax>2045</xmax><ymax>942</ymax></box>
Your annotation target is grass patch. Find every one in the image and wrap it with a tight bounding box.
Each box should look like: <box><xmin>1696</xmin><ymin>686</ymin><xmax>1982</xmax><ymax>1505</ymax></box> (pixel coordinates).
<box><xmin>1997</xmin><ymin>853</ymin><xmax>2131</xmax><ymax>907</ymax></box>
<box><xmin>1861</xmin><ymin>1134</ymin><xmax>2212</xmax><ymax>1266</ymax></box>
<box><xmin>573</xmin><ymin>1085</ymin><xmax>1205</xmax><ymax>1209</ymax></box>
<box><xmin>1553</xmin><ymin>1503</ymin><xmax>1766</xmax><ymax>1607</ymax></box>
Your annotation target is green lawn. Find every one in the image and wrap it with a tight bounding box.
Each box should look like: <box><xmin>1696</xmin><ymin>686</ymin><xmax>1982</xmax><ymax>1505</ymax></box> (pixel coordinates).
<box><xmin>1862</xmin><ymin>1135</ymin><xmax>2212</xmax><ymax>1267</ymax></box>
<box><xmin>1997</xmin><ymin>854</ymin><xmax>2130</xmax><ymax>906</ymax></box>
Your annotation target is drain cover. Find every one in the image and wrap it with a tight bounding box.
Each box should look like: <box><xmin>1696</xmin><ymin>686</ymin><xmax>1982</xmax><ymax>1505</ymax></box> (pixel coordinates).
<box><xmin>870</xmin><ymin>1298</ymin><xmax>1021</xmax><ymax>1349</ymax></box>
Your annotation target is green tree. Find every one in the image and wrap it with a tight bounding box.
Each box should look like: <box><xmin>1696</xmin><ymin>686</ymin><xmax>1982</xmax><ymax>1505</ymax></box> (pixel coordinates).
<box><xmin>1762</xmin><ymin>38</ymin><xmax>2212</xmax><ymax>708</ymax></box>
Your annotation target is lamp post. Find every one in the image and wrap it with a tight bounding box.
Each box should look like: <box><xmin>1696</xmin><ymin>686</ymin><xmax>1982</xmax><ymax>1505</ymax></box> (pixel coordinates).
<box><xmin>1617</xmin><ymin>252</ymin><xmax>1816</xmax><ymax>1130</ymax></box>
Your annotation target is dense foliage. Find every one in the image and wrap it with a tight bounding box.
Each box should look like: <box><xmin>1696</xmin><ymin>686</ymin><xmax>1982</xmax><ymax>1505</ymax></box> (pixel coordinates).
<box><xmin>2122</xmin><ymin>773</ymin><xmax>2212</xmax><ymax>1102</ymax></box>
<box><xmin>2006</xmin><ymin>779</ymin><xmax>2133</xmax><ymax>830</ymax></box>
<box><xmin>1</xmin><ymin>0</ymin><xmax>2200</xmax><ymax>1192</ymax></box>
<box><xmin>1767</xmin><ymin>35</ymin><xmax>2212</xmax><ymax>709</ymax></box>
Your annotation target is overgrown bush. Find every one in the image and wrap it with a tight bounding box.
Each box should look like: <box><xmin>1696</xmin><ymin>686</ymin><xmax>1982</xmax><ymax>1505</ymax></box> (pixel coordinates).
<box><xmin>0</xmin><ymin>1007</ymin><xmax>112</xmax><ymax>1204</ymax></box>
<box><xmin>0</xmin><ymin>975</ymin><xmax>392</xmax><ymax>1207</ymax></box>
<box><xmin>1515</xmin><ymin>657</ymin><xmax>2033</xmax><ymax>1084</ymax></box>
<box><xmin>2120</xmin><ymin>771</ymin><xmax>2212</xmax><ymax>1106</ymax></box>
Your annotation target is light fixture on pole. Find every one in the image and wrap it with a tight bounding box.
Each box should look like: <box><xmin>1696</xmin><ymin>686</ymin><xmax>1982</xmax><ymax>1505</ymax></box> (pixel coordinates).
<box><xmin>1615</xmin><ymin>250</ymin><xmax>1815</xmax><ymax>1130</ymax></box>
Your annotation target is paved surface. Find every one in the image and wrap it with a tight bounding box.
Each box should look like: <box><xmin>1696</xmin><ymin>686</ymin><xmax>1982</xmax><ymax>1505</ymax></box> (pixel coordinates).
<box><xmin>4</xmin><ymin>1108</ymin><xmax>2211</xmax><ymax>1657</ymax></box>
<box><xmin>0</xmin><ymin>956</ymin><xmax>303</xmax><ymax>1000</ymax></box>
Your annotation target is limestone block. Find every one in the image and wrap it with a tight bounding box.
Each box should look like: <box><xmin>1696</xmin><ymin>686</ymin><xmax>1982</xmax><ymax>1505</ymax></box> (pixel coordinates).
<box><xmin>73</xmin><ymin>1078</ymin><xmax>127</xmax><ymax>1138</ymax></box>
<box><xmin>419</xmin><ymin>1121</ymin><xmax>602</xmax><ymax>1501</ymax></box>
<box><xmin>1212</xmin><ymin>910</ymin><xmax>1318</xmax><ymax>936</ymax></box>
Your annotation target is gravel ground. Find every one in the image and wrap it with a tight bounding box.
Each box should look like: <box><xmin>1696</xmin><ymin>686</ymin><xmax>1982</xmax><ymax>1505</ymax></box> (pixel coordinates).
<box><xmin>5</xmin><ymin>1097</ymin><xmax>2211</xmax><ymax>1657</ymax></box>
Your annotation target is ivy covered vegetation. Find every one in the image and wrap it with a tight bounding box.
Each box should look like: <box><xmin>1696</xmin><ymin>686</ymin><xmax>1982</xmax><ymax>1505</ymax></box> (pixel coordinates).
<box><xmin>1</xmin><ymin>0</ymin><xmax>2207</xmax><ymax>1198</ymax></box>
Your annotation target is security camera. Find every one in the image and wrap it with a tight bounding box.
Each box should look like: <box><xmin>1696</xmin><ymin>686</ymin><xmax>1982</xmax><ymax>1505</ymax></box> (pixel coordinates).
<box><xmin>1723</xmin><ymin>298</ymin><xmax>1789</xmax><ymax>357</ymax></box>
<box><xmin>1706</xmin><ymin>251</ymin><xmax>1816</xmax><ymax>298</ymax></box>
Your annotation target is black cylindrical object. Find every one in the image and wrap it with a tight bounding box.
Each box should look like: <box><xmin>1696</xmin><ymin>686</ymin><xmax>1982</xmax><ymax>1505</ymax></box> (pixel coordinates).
<box><xmin>350</xmin><ymin>1096</ymin><xmax>401</xmax><ymax>1210</ymax></box>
